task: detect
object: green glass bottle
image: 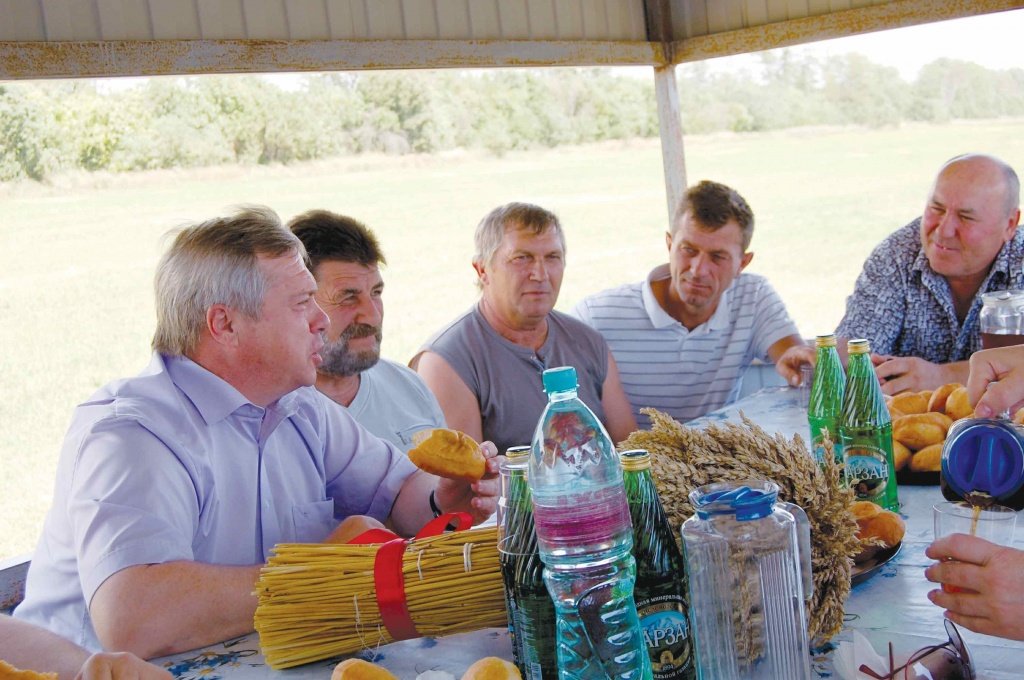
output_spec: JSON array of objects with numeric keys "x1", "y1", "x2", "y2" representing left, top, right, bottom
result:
[
  {"x1": 498, "y1": 446, "x2": 558, "y2": 680},
  {"x1": 621, "y1": 450, "x2": 696, "y2": 680},
  {"x1": 808, "y1": 334, "x2": 847, "y2": 466},
  {"x1": 838, "y1": 339, "x2": 900, "y2": 511}
]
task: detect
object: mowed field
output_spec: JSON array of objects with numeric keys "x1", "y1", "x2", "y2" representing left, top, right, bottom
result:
[{"x1": 3, "y1": 119, "x2": 1024, "y2": 560}]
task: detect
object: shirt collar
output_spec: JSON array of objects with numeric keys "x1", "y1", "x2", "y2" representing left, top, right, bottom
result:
[
  {"x1": 642, "y1": 263, "x2": 733, "y2": 333},
  {"x1": 162, "y1": 353, "x2": 299, "y2": 426}
]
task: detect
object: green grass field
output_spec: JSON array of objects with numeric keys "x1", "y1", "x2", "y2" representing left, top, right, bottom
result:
[{"x1": 3, "y1": 119, "x2": 1024, "y2": 560}]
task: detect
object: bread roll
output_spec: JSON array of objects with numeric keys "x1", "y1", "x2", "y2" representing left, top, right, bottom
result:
[
  {"x1": 408, "y1": 428, "x2": 486, "y2": 481},
  {"x1": 945, "y1": 387, "x2": 975, "y2": 421},
  {"x1": 1015, "y1": 407, "x2": 1024, "y2": 426},
  {"x1": 928, "y1": 383, "x2": 961, "y2": 413},
  {"x1": 909, "y1": 442, "x2": 943, "y2": 473},
  {"x1": 892, "y1": 439, "x2": 912, "y2": 472},
  {"x1": 850, "y1": 500, "x2": 881, "y2": 522},
  {"x1": 890, "y1": 391, "x2": 929, "y2": 415},
  {"x1": 332, "y1": 659, "x2": 399, "y2": 680},
  {"x1": 892, "y1": 412, "x2": 953, "y2": 450},
  {"x1": 461, "y1": 658, "x2": 522, "y2": 680},
  {"x1": 859, "y1": 510, "x2": 906, "y2": 547},
  {"x1": 0, "y1": 661, "x2": 58, "y2": 680}
]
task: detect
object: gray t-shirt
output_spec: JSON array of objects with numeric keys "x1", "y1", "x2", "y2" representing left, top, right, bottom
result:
[
  {"x1": 346, "y1": 358, "x2": 446, "y2": 452},
  {"x1": 419, "y1": 305, "x2": 609, "y2": 454}
]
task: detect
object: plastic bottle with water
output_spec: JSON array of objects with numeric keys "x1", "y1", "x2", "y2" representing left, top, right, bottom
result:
[{"x1": 528, "y1": 366, "x2": 651, "y2": 680}]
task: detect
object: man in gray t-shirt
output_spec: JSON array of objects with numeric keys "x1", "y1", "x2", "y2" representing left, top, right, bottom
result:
[
  {"x1": 412, "y1": 202, "x2": 637, "y2": 452},
  {"x1": 289, "y1": 210, "x2": 445, "y2": 450}
]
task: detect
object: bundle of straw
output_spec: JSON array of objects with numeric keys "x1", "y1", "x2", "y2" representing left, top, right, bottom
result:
[{"x1": 254, "y1": 525, "x2": 506, "y2": 669}]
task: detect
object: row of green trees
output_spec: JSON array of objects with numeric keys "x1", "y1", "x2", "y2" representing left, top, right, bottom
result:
[{"x1": 2, "y1": 53, "x2": 1022, "y2": 182}]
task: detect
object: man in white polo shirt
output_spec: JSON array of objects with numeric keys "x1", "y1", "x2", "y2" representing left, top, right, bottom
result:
[{"x1": 572, "y1": 180, "x2": 808, "y2": 427}]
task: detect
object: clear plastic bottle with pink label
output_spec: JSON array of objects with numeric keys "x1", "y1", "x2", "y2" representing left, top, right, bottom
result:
[{"x1": 529, "y1": 366, "x2": 651, "y2": 680}]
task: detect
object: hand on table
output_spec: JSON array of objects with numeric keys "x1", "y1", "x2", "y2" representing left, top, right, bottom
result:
[
  {"x1": 775, "y1": 345, "x2": 815, "y2": 386},
  {"x1": 874, "y1": 356, "x2": 948, "y2": 395},
  {"x1": 434, "y1": 441, "x2": 501, "y2": 525},
  {"x1": 925, "y1": 533, "x2": 1024, "y2": 641},
  {"x1": 966, "y1": 345, "x2": 1024, "y2": 418},
  {"x1": 78, "y1": 652, "x2": 172, "y2": 680}
]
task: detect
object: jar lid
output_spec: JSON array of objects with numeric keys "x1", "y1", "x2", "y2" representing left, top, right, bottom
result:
[
  {"x1": 943, "y1": 419, "x2": 1024, "y2": 501},
  {"x1": 691, "y1": 480, "x2": 778, "y2": 521},
  {"x1": 619, "y1": 449, "x2": 651, "y2": 471},
  {"x1": 981, "y1": 290, "x2": 1024, "y2": 307}
]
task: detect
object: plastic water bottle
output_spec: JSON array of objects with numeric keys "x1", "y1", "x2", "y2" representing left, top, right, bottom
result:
[{"x1": 528, "y1": 366, "x2": 651, "y2": 680}]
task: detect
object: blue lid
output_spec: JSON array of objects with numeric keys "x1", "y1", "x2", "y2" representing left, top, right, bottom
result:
[
  {"x1": 693, "y1": 483, "x2": 777, "y2": 521},
  {"x1": 542, "y1": 366, "x2": 577, "y2": 393},
  {"x1": 943, "y1": 420, "x2": 1024, "y2": 501}
]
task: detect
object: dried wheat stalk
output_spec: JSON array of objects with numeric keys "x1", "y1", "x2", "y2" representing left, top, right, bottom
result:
[{"x1": 621, "y1": 408, "x2": 859, "y2": 646}]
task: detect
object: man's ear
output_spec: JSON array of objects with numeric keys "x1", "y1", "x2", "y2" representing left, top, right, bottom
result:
[
  {"x1": 1005, "y1": 210, "x2": 1021, "y2": 242},
  {"x1": 472, "y1": 260, "x2": 487, "y2": 285},
  {"x1": 739, "y1": 251, "x2": 754, "y2": 271},
  {"x1": 664, "y1": 231, "x2": 673, "y2": 252},
  {"x1": 206, "y1": 304, "x2": 238, "y2": 346}
]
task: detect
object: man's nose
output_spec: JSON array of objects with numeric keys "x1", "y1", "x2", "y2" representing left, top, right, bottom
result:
[
  {"x1": 355, "y1": 294, "x2": 383, "y2": 326},
  {"x1": 936, "y1": 212, "x2": 958, "y2": 239},
  {"x1": 310, "y1": 300, "x2": 330, "y2": 333},
  {"x1": 689, "y1": 253, "x2": 711, "y2": 277},
  {"x1": 529, "y1": 259, "x2": 548, "y2": 281}
]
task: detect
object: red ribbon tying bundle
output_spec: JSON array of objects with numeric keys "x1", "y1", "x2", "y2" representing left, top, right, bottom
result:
[{"x1": 347, "y1": 512, "x2": 473, "y2": 641}]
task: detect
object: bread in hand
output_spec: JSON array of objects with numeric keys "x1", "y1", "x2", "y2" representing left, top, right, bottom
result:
[{"x1": 408, "y1": 428, "x2": 487, "y2": 481}]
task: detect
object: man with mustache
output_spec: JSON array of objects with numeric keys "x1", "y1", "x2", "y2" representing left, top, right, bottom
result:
[
  {"x1": 289, "y1": 210, "x2": 445, "y2": 451},
  {"x1": 572, "y1": 180, "x2": 807, "y2": 426},
  {"x1": 828, "y1": 154, "x2": 1022, "y2": 394},
  {"x1": 414, "y1": 202, "x2": 637, "y2": 453}
]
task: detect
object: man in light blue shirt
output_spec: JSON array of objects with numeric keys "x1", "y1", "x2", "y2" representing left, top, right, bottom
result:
[{"x1": 14, "y1": 206, "x2": 499, "y2": 660}]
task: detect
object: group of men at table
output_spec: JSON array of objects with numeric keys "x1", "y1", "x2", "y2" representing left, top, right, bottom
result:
[{"x1": 4, "y1": 152, "x2": 1024, "y2": 678}]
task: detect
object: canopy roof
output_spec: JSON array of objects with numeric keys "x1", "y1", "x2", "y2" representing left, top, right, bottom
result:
[{"x1": 1, "y1": 0, "x2": 1021, "y2": 79}]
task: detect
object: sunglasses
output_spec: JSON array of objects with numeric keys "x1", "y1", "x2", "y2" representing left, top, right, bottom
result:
[{"x1": 858, "y1": 620, "x2": 974, "y2": 680}]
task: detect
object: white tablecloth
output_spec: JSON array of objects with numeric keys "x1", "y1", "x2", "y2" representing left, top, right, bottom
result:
[{"x1": 155, "y1": 387, "x2": 1024, "y2": 679}]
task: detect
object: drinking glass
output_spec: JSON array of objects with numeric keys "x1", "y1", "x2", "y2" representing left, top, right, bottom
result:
[{"x1": 932, "y1": 501, "x2": 1016, "y2": 593}]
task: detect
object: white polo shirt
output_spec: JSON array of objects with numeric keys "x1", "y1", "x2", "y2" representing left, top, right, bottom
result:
[{"x1": 572, "y1": 264, "x2": 798, "y2": 427}]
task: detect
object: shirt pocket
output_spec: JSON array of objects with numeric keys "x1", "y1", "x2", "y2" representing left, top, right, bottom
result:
[{"x1": 290, "y1": 499, "x2": 336, "y2": 543}]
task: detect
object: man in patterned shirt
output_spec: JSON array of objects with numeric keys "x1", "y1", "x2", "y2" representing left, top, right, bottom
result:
[
  {"x1": 572, "y1": 180, "x2": 807, "y2": 426},
  {"x1": 833, "y1": 153, "x2": 1022, "y2": 395}
]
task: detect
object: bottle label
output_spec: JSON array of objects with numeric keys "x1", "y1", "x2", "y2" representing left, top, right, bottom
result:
[
  {"x1": 638, "y1": 596, "x2": 693, "y2": 679},
  {"x1": 844, "y1": 446, "x2": 891, "y2": 502}
]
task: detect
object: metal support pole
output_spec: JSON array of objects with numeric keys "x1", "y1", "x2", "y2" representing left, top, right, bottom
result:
[{"x1": 654, "y1": 63, "x2": 686, "y2": 229}]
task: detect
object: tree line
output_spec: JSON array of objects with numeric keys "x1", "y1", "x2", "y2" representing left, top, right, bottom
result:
[{"x1": 2, "y1": 52, "x2": 1022, "y2": 182}]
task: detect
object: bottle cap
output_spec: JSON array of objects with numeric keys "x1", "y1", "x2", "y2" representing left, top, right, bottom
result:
[
  {"x1": 691, "y1": 480, "x2": 779, "y2": 521},
  {"x1": 504, "y1": 445, "x2": 531, "y2": 461},
  {"x1": 619, "y1": 449, "x2": 651, "y2": 471},
  {"x1": 847, "y1": 339, "x2": 870, "y2": 355},
  {"x1": 942, "y1": 419, "x2": 1024, "y2": 503},
  {"x1": 815, "y1": 334, "x2": 837, "y2": 347},
  {"x1": 541, "y1": 366, "x2": 577, "y2": 393}
]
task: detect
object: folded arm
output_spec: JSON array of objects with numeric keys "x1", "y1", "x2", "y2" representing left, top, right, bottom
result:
[{"x1": 90, "y1": 561, "x2": 261, "y2": 660}]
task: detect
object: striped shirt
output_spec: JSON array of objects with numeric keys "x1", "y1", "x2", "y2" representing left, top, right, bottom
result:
[{"x1": 572, "y1": 264, "x2": 799, "y2": 427}]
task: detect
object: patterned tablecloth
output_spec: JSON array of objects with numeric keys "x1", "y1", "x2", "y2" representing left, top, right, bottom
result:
[{"x1": 156, "y1": 386, "x2": 1024, "y2": 679}]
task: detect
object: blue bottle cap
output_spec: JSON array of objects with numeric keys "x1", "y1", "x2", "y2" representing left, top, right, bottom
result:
[
  {"x1": 942, "y1": 419, "x2": 1024, "y2": 502},
  {"x1": 692, "y1": 480, "x2": 778, "y2": 521},
  {"x1": 542, "y1": 366, "x2": 577, "y2": 394}
]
